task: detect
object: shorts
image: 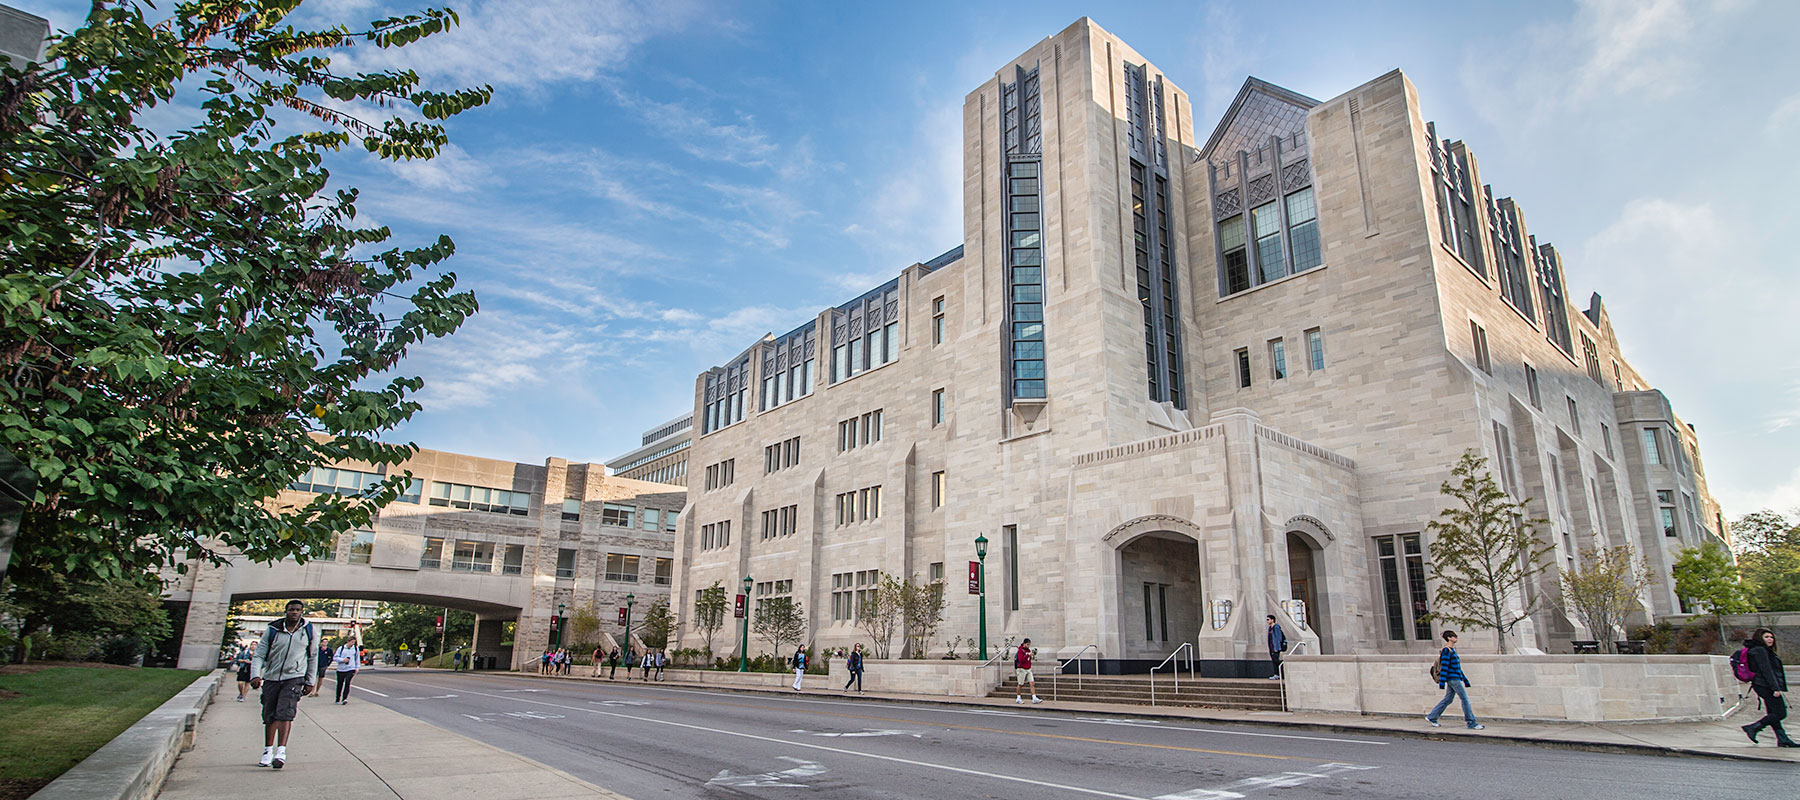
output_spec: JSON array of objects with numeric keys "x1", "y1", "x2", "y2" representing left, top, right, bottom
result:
[
  {"x1": 236, "y1": 665, "x2": 251, "y2": 682},
  {"x1": 260, "y1": 677, "x2": 307, "y2": 724},
  {"x1": 1015, "y1": 667, "x2": 1035, "y2": 685}
]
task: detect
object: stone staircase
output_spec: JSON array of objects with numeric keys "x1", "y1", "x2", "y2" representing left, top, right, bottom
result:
[{"x1": 987, "y1": 673, "x2": 1287, "y2": 711}]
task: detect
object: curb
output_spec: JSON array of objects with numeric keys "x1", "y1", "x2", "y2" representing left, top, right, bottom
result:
[
  {"x1": 504, "y1": 669, "x2": 1795, "y2": 764},
  {"x1": 30, "y1": 668, "x2": 222, "y2": 800}
]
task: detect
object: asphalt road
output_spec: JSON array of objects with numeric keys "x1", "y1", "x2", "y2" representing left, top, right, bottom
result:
[{"x1": 340, "y1": 668, "x2": 1790, "y2": 800}]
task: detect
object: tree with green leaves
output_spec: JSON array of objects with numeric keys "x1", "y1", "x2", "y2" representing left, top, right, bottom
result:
[
  {"x1": 2, "y1": 570, "x2": 170, "y2": 663},
  {"x1": 856, "y1": 572, "x2": 903, "y2": 659},
  {"x1": 1424, "y1": 450, "x2": 1554, "y2": 653},
  {"x1": 901, "y1": 574, "x2": 946, "y2": 659},
  {"x1": 640, "y1": 598, "x2": 672, "y2": 650},
  {"x1": 1672, "y1": 541, "x2": 1751, "y2": 644},
  {"x1": 752, "y1": 597, "x2": 805, "y2": 660},
  {"x1": 568, "y1": 603, "x2": 601, "y2": 652},
  {"x1": 692, "y1": 581, "x2": 726, "y2": 658},
  {"x1": 1558, "y1": 544, "x2": 1647, "y2": 652},
  {"x1": 1731, "y1": 509, "x2": 1800, "y2": 612},
  {"x1": 0, "y1": 1, "x2": 486, "y2": 594},
  {"x1": 363, "y1": 602, "x2": 471, "y2": 659}
]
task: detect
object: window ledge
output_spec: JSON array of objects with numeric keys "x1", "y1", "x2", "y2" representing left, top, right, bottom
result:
[
  {"x1": 1216, "y1": 264, "x2": 1326, "y2": 303},
  {"x1": 1439, "y1": 242, "x2": 1489, "y2": 285}
]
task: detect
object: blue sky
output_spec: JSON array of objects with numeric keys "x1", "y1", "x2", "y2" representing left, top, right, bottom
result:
[{"x1": 27, "y1": 0, "x2": 1800, "y2": 515}]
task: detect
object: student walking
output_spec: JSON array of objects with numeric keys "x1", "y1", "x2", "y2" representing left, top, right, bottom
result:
[
  {"x1": 233, "y1": 641, "x2": 257, "y2": 702},
  {"x1": 1741, "y1": 628, "x2": 1796, "y2": 747},
  {"x1": 1266, "y1": 615, "x2": 1287, "y2": 680},
  {"x1": 791, "y1": 646, "x2": 808, "y2": 692},
  {"x1": 1425, "y1": 630, "x2": 1484, "y2": 730},
  {"x1": 592, "y1": 646, "x2": 607, "y2": 678},
  {"x1": 608, "y1": 648, "x2": 621, "y2": 679},
  {"x1": 331, "y1": 631, "x2": 361, "y2": 705},
  {"x1": 641, "y1": 649, "x2": 654, "y2": 680},
  {"x1": 251, "y1": 600, "x2": 318, "y2": 769},
  {"x1": 1014, "y1": 639, "x2": 1041, "y2": 704},
  {"x1": 843, "y1": 644, "x2": 865, "y2": 694},
  {"x1": 315, "y1": 638, "x2": 332, "y2": 686},
  {"x1": 654, "y1": 649, "x2": 667, "y2": 680}
]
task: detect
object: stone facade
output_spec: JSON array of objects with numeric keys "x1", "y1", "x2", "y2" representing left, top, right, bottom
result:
[
  {"x1": 166, "y1": 445, "x2": 684, "y2": 670},
  {"x1": 672, "y1": 18, "x2": 1725, "y2": 673}
]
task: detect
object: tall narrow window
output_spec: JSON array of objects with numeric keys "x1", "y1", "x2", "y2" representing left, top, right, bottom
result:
[
  {"x1": 1268, "y1": 338, "x2": 1287, "y2": 380},
  {"x1": 1403, "y1": 534, "x2": 1431, "y2": 640},
  {"x1": 1642, "y1": 428, "x2": 1663, "y2": 465},
  {"x1": 1219, "y1": 216, "x2": 1249, "y2": 295},
  {"x1": 1469, "y1": 321, "x2": 1491, "y2": 374},
  {"x1": 1286, "y1": 187, "x2": 1321, "y2": 271},
  {"x1": 1377, "y1": 536, "x2": 1405, "y2": 641},
  {"x1": 1005, "y1": 525, "x2": 1020, "y2": 612},
  {"x1": 1493, "y1": 421, "x2": 1518, "y2": 496},
  {"x1": 1235, "y1": 348, "x2": 1252, "y2": 388},
  {"x1": 1007, "y1": 161, "x2": 1046, "y2": 400},
  {"x1": 1566, "y1": 396, "x2": 1580, "y2": 434},
  {"x1": 932, "y1": 471, "x2": 946, "y2": 509},
  {"x1": 1525, "y1": 363, "x2": 1541, "y2": 409},
  {"x1": 932, "y1": 388, "x2": 946, "y2": 426},
  {"x1": 1305, "y1": 328, "x2": 1325, "y2": 371},
  {"x1": 1252, "y1": 202, "x2": 1283, "y2": 284},
  {"x1": 932, "y1": 297, "x2": 946, "y2": 345},
  {"x1": 1601, "y1": 424, "x2": 1613, "y2": 459}
]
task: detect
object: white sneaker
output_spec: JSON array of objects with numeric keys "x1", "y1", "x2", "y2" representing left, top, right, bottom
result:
[
  {"x1": 272, "y1": 746, "x2": 286, "y2": 769},
  {"x1": 1032, "y1": 696, "x2": 1043, "y2": 704},
  {"x1": 1016, "y1": 697, "x2": 1024, "y2": 704},
  {"x1": 1425, "y1": 716, "x2": 1440, "y2": 728},
  {"x1": 258, "y1": 748, "x2": 274, "y2": 767},
  {"x1": 236, "y1": 696, "x2": 245, "y2": 702}
]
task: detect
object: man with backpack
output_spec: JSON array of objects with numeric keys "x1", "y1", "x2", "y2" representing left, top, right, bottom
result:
[
  {"x1": 250, "y1": 600, "x2": 318, "y2": 769},
  {"x1": 1739, "y1": 627, "x2": 1795, "y2": 747},
  {"x1": 1424, "y1": 630, "x2": 1484, "y2": 730},
  {"x1": 1266, "y1": 615, "x2": 1288, "y2": 680},
  {"x1": 1014, "y1": 639, "x2": 1041, "y2": 704},
  {"x1": 843, "y1": 643, "x2": 865, "y2": 694}
]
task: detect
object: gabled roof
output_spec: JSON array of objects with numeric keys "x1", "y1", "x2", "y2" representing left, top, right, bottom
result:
[{"x1": 1199, "y1": 77, "x2": 1320, "y2": 163}]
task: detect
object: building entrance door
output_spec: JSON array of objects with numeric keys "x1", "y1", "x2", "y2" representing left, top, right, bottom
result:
[{"x1": 1285, "y1": 531, "x2": 1330, "y2": 652}]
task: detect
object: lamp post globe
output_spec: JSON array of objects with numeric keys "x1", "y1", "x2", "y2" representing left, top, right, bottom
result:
[
  {"x1": 739, "y1": 575, "x2": 753, "y2": 672},
  {"x1": 974, "y1": 534, "x2": 989, "y2": 661}
]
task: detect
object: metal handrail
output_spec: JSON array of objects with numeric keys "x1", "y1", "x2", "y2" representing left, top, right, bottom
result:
[
  {"x1": 1052, "y1": 644, "x2": 1100, "y2": 700},
  {"x1": 1148, "y1": 642, "x2": 1196, "y2": 707}
]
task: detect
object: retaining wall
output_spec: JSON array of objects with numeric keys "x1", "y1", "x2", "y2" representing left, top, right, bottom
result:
[{"x1": 31, "y1": 669, "x2": 221, "y2": 800}]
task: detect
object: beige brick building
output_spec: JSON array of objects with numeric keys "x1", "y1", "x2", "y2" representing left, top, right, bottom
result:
[
  {"x1": 166, "y1": 446, "x2": 683, "y2": 670},
  {"x1": 607, "y1": 413, "x2": 693, "y2": 485},
  {"x1": 672, "y1": 18, "x2": 1726, "y2": 674}
]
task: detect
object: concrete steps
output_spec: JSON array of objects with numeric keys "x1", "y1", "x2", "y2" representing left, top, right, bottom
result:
[{"x1": 989, "y1": 675, "x2": 1288, "y2": 711}]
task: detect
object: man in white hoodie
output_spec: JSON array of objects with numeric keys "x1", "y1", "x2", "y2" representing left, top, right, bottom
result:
[{"x1": 250, "y1": 600, "x2": 318, "y2": 769}]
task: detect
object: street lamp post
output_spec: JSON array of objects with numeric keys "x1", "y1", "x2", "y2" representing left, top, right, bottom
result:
[
  {"x1": 739, "y1": 575, "x2": 753, "y2": 672},
  {"x1": 975, "y1": 534, "x2": 989, "y2": 661},
  {"x1": 555, "y1": 602, "x2": 565, "y2": 649},
  {"x1": 623, "y1": 593, "x2": 635, "y2": 649}
]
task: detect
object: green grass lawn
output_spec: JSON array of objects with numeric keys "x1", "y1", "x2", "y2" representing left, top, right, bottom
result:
[{"x1": 0, "y1": 667, "x2": 203, "y2": 784}]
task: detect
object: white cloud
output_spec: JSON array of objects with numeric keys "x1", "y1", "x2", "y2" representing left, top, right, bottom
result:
[
  {"x1": 380, "y1": 143, "x2": 494, "y2": 193},
  {"x1": 408, "y1": 309, "x2": 603, "y2": 411},
  {"x1": 1767, "y1": 92, "x2": 1800, "y2": 139},
  {"x1": 843, "y1": 102, "x2": 963, "y2": 265},
  {"x1": 1191, "y1": 1, "x2": 1260, "y2": 118},
  {"x1": 1718, "y1": 466, "x2": 1800, "y2": 518}
]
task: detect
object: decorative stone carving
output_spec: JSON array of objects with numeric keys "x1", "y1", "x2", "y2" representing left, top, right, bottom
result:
[
  {"x1": 1247, "y1": 174, "x2": 1275, "y2": 206},
  {"x1": 1215, "y1": 189, "x2": 1241, "y2": 220},
  {"x1": 1281, "y1": 159, "x2": 1311, "y2": 193}
]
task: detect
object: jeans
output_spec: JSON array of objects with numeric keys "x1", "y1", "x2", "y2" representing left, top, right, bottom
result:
[
  {"x1": 1751, "y1": 688, "x2": 1792, "y2": 742},
  {"x1": 334, "y1": 670, "x2": 355, "y2": 702},
  {"x1": 1428, "y1": 681, "x2": 1479, "y2": 727},
  {"x1": 845, "y1": 670, "x2": 863, "y2": 691}
]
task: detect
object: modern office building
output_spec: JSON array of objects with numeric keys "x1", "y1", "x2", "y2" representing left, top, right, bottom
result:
[
  {"x1": 166, "y1": 445, "x2": 684, "y2": 670},
  {"x1": 608, "y1": 414, "x2": 694, "y2": 485},
  {"x1": 671, "y1": 18, "x2": 1726, "y2": 673}
]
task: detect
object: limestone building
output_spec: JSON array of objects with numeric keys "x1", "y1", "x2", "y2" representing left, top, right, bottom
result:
[
  {"x1": 166, "y1": 445, "x2": 684, "y2": 670},
  {"x1": 672, "y1": 18, "x2": 1726, "y2": 673}
]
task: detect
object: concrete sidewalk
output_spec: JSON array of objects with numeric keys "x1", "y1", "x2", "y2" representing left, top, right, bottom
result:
[
  {"x1": 156, "y1": 685, "x2": 627, "y2": 799},
  {"x1": 515, "y1": 669, "x2": 1800, "y2": 764}
]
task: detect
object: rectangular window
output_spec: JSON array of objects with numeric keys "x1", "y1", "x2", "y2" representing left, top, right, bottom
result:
[
  {"x1": 1643, "y1": 428, "x2": 1663, "y2": 465},
  {"x1": 1219, "y1": 215, "x2": 1249, "y2": 295},
  {"x1": 1403, "y1": 534, "x2": 1431, "y2": 640},
  {"x1": 1251, "y1": 202, "x2": 1284, "y2": 284},
  {"x1": 451, "y1": 540, "x2": 493, "y2": 573},
  {"x1": 605, "y1": 553, "x2": 640, "y2": 583},
  {"x1": 601, "y1": 503, "x2": 635, "y2": 527},
  {"x1": 932, "y1": 388, "x2": 946, "y2": 425},
  {"x1": 1525, "y1": 363, "x2": 1541, "y2": 409},
  {"x1": 833, "y1": 344, "x2": 848, "y2": 384},
  {"x1": 1285, "y1": 187, "x2": 1321, "y2": 271},
  {"x1": 1581, "y1": 333, "x2": 1603, "y2": 384},
  {"x1": 867, "y1": 325, "x2": 885, "y2": 370},
  {"x1": 863, "y1": 410, "x2": 883, "y2": 444},
  {"x1": 655, "y1": 557, "x2": 672, "y2": 586},
  {"x1": 932, "y1": 297, "x2": 946, "y2": 345},
  {"x1": 1305, "y1": 328, "x2": 1325, "y2": 371},
  {"x1": 347, "y1": 530, "x2": 375, "y2": 565},
  {"x1": 1235, "y1": 348, "x2": 1251, "y2": 388},
  {"x1": 1470, "y1": 320, "x2": 1491, "y2": 374},
  {"x1": 838, "y1": 418, "x2": 857, "y2": 452},
  {"x1": 932, "y1": 471, "x2": 946, "y2": 509},
  {"x1": 1144, "y1": 583, "x2": 1156, "y2": 641},
  {"x1": 1566, "y1": 396, "x2": 1580, "y2": 435},
  {"x1": 641, "y1": 508, "x2": 660, "y2": 531},
  {"x1": 665, "y1": 510, "x2": 679, "y2": 532},
  {"x1": 502, "y1": 544, "x2": 524, "y2": 575},
  {"x1": 885, "y1": 321, "x2": 899, "y2": 364},
  {"x1": 556, "y1": 547, "x2": 576, "y2": 579},
  {"x1": 1377, "y1": 536, "x2": 1405, "y2": 641},
  {"x1": 428, "y1": 481, "x2": 530, "y2": 516},
  {"x1": 929, "y1": 562, "x2": 944, "y2": 583},
  {"x1": 1004, "y1": 525, "x2": 1021, "y2": 611},
  {"x1": 1601, "y1": 424, "x2": 1613, "y2": 459},
  {"x1": 420, "y1": 537, "x2": 443, "y2": 570},
  {"x1": 1659, "y1": 504, "x2": 1678, "y2": 538},
  {"x1": 561, "y1": 499, "x2": 581, "y2": 521},
  {"x1": 1268, "y1": 338, "x2": 1287, "y2": 380},
  {"x1": 1493, "y1": 421, "x2": 1518, "y2": 497}
]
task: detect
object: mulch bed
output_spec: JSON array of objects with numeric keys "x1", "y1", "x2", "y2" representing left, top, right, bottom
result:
[
  {"x1": 0, "y1": 660, "x2": 133, "y2": 677},
  {"x1": 0, "y1": 777, "x2": 51, "y2": 800}
]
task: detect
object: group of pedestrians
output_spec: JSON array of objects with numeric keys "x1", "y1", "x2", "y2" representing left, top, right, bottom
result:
[
  {"x1": 540, "y1": 648, "x2": 576, "y2": 675},
  {"x1": 581, "y1": 646, "x2": 669, "y2": 680}
]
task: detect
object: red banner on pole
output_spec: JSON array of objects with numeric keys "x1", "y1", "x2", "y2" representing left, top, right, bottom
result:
[
  {"x1": 968, "y1": 561, "x2": 981, "y2": 595},
  {"x1": 734, "y1": 593, "x2": 747, "y2": 618},
  {"x1": 434, "y1": 615, "x2": 444, "y2": 632}
]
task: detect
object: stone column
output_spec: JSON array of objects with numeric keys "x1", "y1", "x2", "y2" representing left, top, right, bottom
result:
[{"x1": 1198, "y1": 408, "x2": 1270, "y2": 666}]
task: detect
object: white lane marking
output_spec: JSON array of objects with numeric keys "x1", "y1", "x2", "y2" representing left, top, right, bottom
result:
[
  {"x1": 370, "y1": 676, "x2": 1155, "y2": 800},
  {"x1": 497, "y1": 688, "x2": 545, "y2": 693},
  {"x1": 790, "y1": 728, "x2": 924, "y2": 738},
  {"x1": 461, "y1": 714, "x2": 485, "y2": 723},
  {"x1": 392, "y1": 694, "x2": 458, "y2": 700},
  {"x1": 351, "y1": 685, "x2": 389, "y2": 697},
  {"x1": 708, "y1": 756, "x2": 827, "y2": 788},
  {"x1": 502, "y1": 711, "x2": 566, "y2": 720},
  {"x1": 1154, "y1": 762, "x2": 1379, "y2": 800},
  {"x1": 589, "y1": 700, "x2": 653, "y2": 707}
]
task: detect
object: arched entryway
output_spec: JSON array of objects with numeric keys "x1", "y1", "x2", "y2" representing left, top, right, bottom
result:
[
  {"x1": 1115, "y1": 529, "x2": 1203, "y2": 661},
  {"x1": 1283, "y1": 520, "x2": 1332, "y2": 652}
]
